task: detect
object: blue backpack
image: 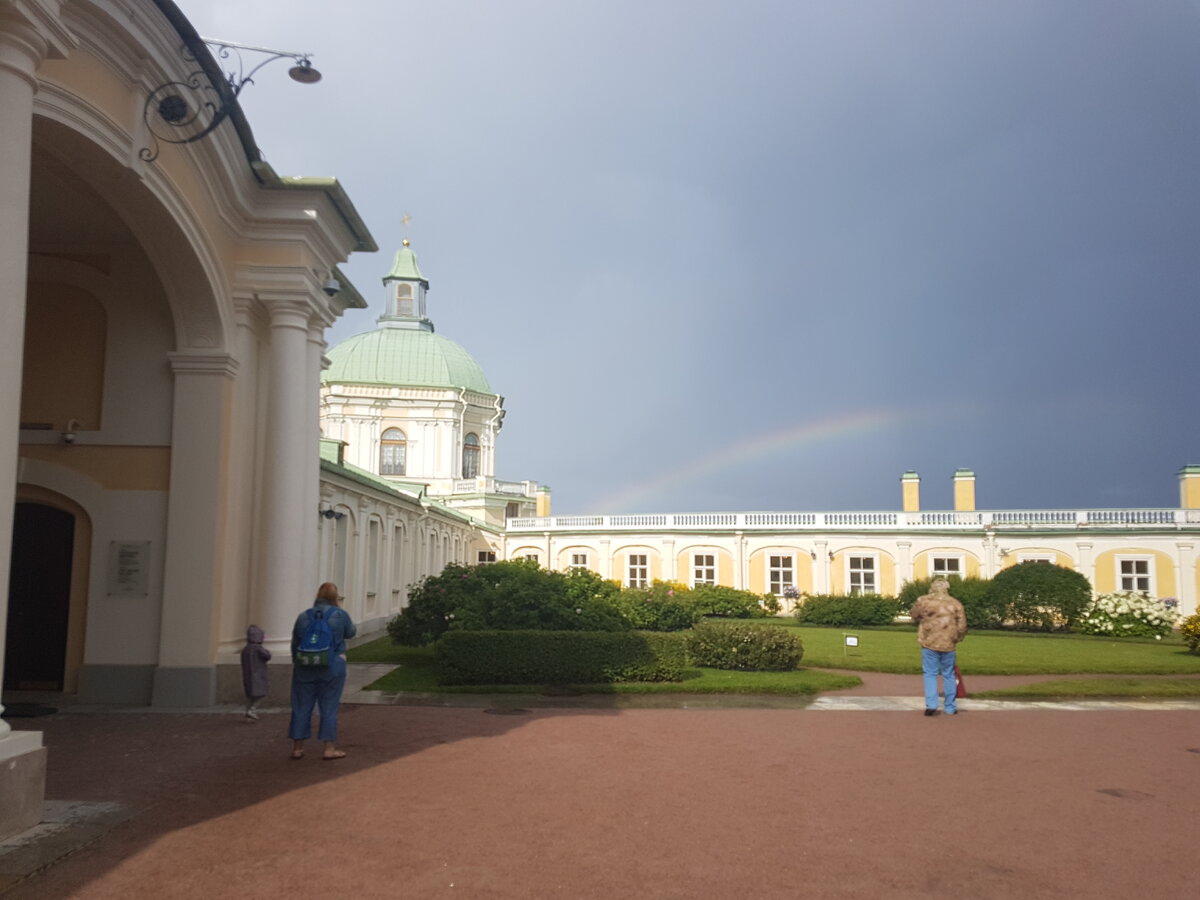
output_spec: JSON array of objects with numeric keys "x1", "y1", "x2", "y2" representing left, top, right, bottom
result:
[{"x1": 294, "y1": 606, "x2": 334, "y2": 667}]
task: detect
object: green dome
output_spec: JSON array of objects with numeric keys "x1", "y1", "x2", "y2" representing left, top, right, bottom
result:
[{"x1": 323, "y1": 328, "x2": 492, "y2": 393}]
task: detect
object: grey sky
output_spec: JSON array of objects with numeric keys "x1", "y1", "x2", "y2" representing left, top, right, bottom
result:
[{"x1": 182, "y1": 0, "x2": 1200, "y2": 514}]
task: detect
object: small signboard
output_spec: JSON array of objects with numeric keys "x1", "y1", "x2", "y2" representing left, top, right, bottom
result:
[
  {"x1": 108, "y1": 540, "x2": 150, "y2": 596},
  {"x1": 843, "y1": 632, "x2": 860, "y2": 657}
]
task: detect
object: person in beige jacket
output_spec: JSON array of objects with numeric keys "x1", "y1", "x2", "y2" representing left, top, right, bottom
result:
[{"x1": 908, "y1": 578, "x2": 968, "y2": 716}]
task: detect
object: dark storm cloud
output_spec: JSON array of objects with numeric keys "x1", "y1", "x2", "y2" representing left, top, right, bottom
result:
[{"x1": 185, "y1": 0, "x2": 1200, "y2": 512}]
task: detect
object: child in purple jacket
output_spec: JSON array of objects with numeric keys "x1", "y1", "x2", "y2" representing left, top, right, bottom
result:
[{"x1": 240, "y1": 625, "x2": 271, "y2": 721}]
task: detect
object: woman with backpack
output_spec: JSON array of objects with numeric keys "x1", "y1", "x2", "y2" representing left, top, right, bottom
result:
[{"x1": 288, "y1": 582, "x2": 357, "y2": 760}]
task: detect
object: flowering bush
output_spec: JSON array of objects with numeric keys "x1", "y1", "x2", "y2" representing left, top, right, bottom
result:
[
  {"x1": 1180, "y1": 611, "x2": 1200, "y2": 653},
  {"x1": 1076, "y1": 592, "x2": 1179, "y2": 639}
]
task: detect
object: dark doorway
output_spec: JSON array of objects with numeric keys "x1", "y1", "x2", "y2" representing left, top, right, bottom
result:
[{"x1": 4, "y1": 502, "x2": 74, "y2": 691}]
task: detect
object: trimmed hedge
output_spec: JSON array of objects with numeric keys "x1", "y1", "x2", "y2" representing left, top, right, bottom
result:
[
  {"x1": 687, "y1": 621, "x2": 803, "y2": 671},
  {"x1": 435, "y1": 630, "x2": 687, "y2": 685},
  {"x1": 793, "y1": 594, "x2": 896, "y2": 627},
  {"x1": 898, "y1": 576, "x2": 1001, "y2": 629}
]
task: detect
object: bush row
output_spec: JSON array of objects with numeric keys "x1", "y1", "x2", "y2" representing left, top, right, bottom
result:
[
  {"x1": 793, "y1": 594, "x2": 897, "y2": 627},
  {"x1": 896, "y1": 564, "x2": 1093, "y2": 631},
  {"x1": 435, "y1": 623, "x2": 804, "y2": 685},
  {"x1": 436, "y1": 630, "x2": 689, "y2": 684},
  {"x1": 387, "y1": 561, "x2": 779, "y2": 646}
]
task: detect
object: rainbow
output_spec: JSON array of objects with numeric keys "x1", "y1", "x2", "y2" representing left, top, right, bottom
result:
[{"x1": 590, "y1": 407, "x2": 921, "y2": 514}]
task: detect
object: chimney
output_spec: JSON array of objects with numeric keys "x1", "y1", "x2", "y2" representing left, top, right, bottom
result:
[
  {"x1": 953, "y1": 468, "x2": 976, "y2": 512},
  {"x1": 901, "y1": 470, "x2": 920, "y2": 512},
  {"x1": 1179, "y1": 465, "x2": 1200, "y2": 509},
  {"x1": 536, "y1": 485, "x2": 552, "y2": 517}
]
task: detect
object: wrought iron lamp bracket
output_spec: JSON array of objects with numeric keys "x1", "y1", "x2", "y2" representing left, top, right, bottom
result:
[{"x1": 140, "y1": 38, "x2": 318, "y2": 162}]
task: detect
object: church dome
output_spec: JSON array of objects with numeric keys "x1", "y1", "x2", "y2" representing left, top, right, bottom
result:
[{"x1": 323, "y1": 328, "x2": 492, "y2": 393}]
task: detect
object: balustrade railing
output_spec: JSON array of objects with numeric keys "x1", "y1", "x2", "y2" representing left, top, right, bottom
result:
[{"x1": 505, "y1": 508, "x2": 1199, "y2": 532}]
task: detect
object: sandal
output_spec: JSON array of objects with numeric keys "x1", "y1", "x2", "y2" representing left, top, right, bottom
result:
[
  {"x1": 322, "y1": 750, "x2": 347, "y2": 761},
  {"x1": 290, "y1": 749, "x2": 304, "y2": 760}
]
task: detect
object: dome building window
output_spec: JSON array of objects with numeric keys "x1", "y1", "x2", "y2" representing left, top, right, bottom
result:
[
  {"x1": 462, "y1": 433, "x2": 480, "y2": 479},
  {"x1": 381, "y1": 427, "x2": 407, "y2": 476}
]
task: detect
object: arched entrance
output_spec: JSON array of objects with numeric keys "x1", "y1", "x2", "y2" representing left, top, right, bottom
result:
[{"x1": 4, "y1": 502, "x2": 74, "y2": 691}]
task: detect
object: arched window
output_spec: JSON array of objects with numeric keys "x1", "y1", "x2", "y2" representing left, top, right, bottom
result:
[
  {"x1": 395, "y1": 283, "x2": 414, "y2": 317},
  {"x1": 380, "y1": 427, "x2": 406, "y2": 475},
  {"x1": 462, "y1": 432, "x2": 480, "y2": 479}
]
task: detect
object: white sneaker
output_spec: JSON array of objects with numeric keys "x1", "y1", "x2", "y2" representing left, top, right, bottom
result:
[{"x1": 246, "y1": 710, "x2": 259, "y2": 721}]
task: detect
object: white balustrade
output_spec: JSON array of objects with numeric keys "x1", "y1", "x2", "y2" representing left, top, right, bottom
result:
[{"x1": 504, "y1": 508, "x2": 1196, "y2": 533}]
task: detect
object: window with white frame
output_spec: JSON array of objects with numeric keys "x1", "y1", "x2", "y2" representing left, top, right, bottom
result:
[
  {"x1": 477, "y1": 551, "x2": 496, "y2": 564},
  {"x1": 768, "y1": 555, "x2": 794, "y2": 595},
  {"x1": 930, "y1": 555, "x2": 963, "y2": 578},
  {"x1": 692, "y1": 553, "x2": 716, "y2": 587},
  {"x1": 1017, "y1": 554, "x2": 1054, "y2": 565},
  {"x1": 1117, "y1": 556, "x2": 1153, "y2": 594},
  {"x1": 569, "y1": 552, "x2": 589, "y2": 571},
  {"x1": 627, "y1": 554, "x2": 648, "y2": 588},
  {"x1": 523, "y1": 553, "x2": 539, "y2": 564},
  {"x1": 462, "y1": 433, "x2": 480, "y2": 479},
  {"x1": 380, "y1": 427, "x2": 406, "y2": 476},
  {"x1": 848, "y1": 555, "x2": 877, "y2": 595}
]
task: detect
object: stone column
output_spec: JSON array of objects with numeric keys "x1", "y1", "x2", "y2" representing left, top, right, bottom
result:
[
  {"x1": 305, "y1": 324, "x2": 325, "y2": 593},
  {"x1": 152, "y1": 353, "x2": 237, "y2": 707},
  {"x1": 257, "y1": 302, "x2": 318, "y2": 654},
  {"x1": 0, "y1": 0, "x2": 73, "y2": 839}
]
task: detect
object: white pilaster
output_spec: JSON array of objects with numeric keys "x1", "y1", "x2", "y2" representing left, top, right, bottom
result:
[
  {"x1": 0, "y1": 0, "x2": 73, "y2": 760},
  {"x1": 258, "y1": 302, "x2": 318, "y2": 653},
  {"x1": 152, "y1": 352, "x2": 237, "y2": 707}
]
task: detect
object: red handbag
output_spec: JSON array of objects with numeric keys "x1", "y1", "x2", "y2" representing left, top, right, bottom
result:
[{"x1": 954, "y1": 664, "x2": 967, "y2": 698}]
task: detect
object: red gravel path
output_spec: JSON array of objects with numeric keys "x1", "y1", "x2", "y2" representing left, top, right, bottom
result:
[{"x1": 7, "y1": 700, "x2": 1198, "y2": 899}]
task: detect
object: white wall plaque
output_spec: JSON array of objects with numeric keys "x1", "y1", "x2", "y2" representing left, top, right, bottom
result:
[{"x1": 108, "y1": 540, "x2": 150, "y2": 596}]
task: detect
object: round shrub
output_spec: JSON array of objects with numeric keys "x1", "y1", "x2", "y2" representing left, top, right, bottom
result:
[
  {"x1": 1076, "y1": 592, "x2": 1180, "y2": 638},
  {"x1": 387, "y1": 560, "x2": 628, "y2": 646},
  {"x1": 898, "y1": 576, "x2": 1001, "y2": 629},
  {"x1": 1181, "y1": 612, "x2": 1200, "y2": 653},
  {"x1": 793, "y1": 594, "x2": 896, "y2": 627},
  {"x1": 687, "y1": 621, "x2": 803, "y2": 671},
  {"x1": 985, "y1": 562, "x2": 1092, "y2": 631}
]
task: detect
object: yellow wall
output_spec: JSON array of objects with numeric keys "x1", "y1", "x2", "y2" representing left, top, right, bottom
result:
[
  {"x1": 19, "y1": 446, "x2": 171, "y2": 491},
  {"x1": 953, "y1": 476, "x2": 976, "y2": 511},
  {"x1": 998, "y1": 549, "x2": 1074, "y2": 570},
  {"x1": 913, "y1": 550, "x2": 981, "y2": 580},
  {"x1": 829, "y1": 549, "x2": 896, "y2": 595},
  {"x1": 1180, "y1": 471, "x2": 1200, "y2": 509},
  {"x1": 675, "y1": 546, "x2": 733, "y2": 586},
  {"x1": 22, "y1": 283, "x2": 106, "y2": 430},
  {"x1": 1093, "y1": 549, "x2": 1176, "y2": 597},
  {"x1": 556, "y1": 545, "x2": 596, "y2": 571},
  {"x1": 747, "y1": 549, "x2": 814, "y2": 595},
  {"x1": 613, "y1": 547, "x2": 661, "y2": 584}
]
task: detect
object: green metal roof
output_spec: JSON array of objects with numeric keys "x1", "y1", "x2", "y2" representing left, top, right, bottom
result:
[
  {"x1": 323, "y1": 327, "x2": 492, "y2": 393},
  {"x1": 384, "y1": 245, "x2": 426, "y2": 283}
]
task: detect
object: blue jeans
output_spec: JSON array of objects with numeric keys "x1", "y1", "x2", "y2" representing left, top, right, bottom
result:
[
  {"x1": 921, "y1": 648, "x2": 957, "y2": 714},
  {"x1": 289, "y1": 656, "x2": 347, "y2": 742}
]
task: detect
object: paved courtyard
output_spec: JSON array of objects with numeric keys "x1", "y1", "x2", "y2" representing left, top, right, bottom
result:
[{"x1": 1, "y1": 671, "x2": 1197, "y2": 898}]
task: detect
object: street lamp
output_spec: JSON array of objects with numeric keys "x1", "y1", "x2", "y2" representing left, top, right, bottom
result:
[{"x1": 140, "y1": 37, "x2": 322, "y2": 162}]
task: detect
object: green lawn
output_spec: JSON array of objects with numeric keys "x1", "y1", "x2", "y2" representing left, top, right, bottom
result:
[
  {"x1": 743, "y1": 620, "x2": 1200, "y2": 675},
  {"x1": 347, "y1": 623, "x2": 1200, "y2": 698},
  {"x1": 974, "y1": 678, "x2": 1200, "y2": 699}
]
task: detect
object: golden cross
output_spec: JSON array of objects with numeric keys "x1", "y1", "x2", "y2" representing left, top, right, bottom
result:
[{"x1": 400, "y1": 212, "x2": 412, "y2": 247}]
